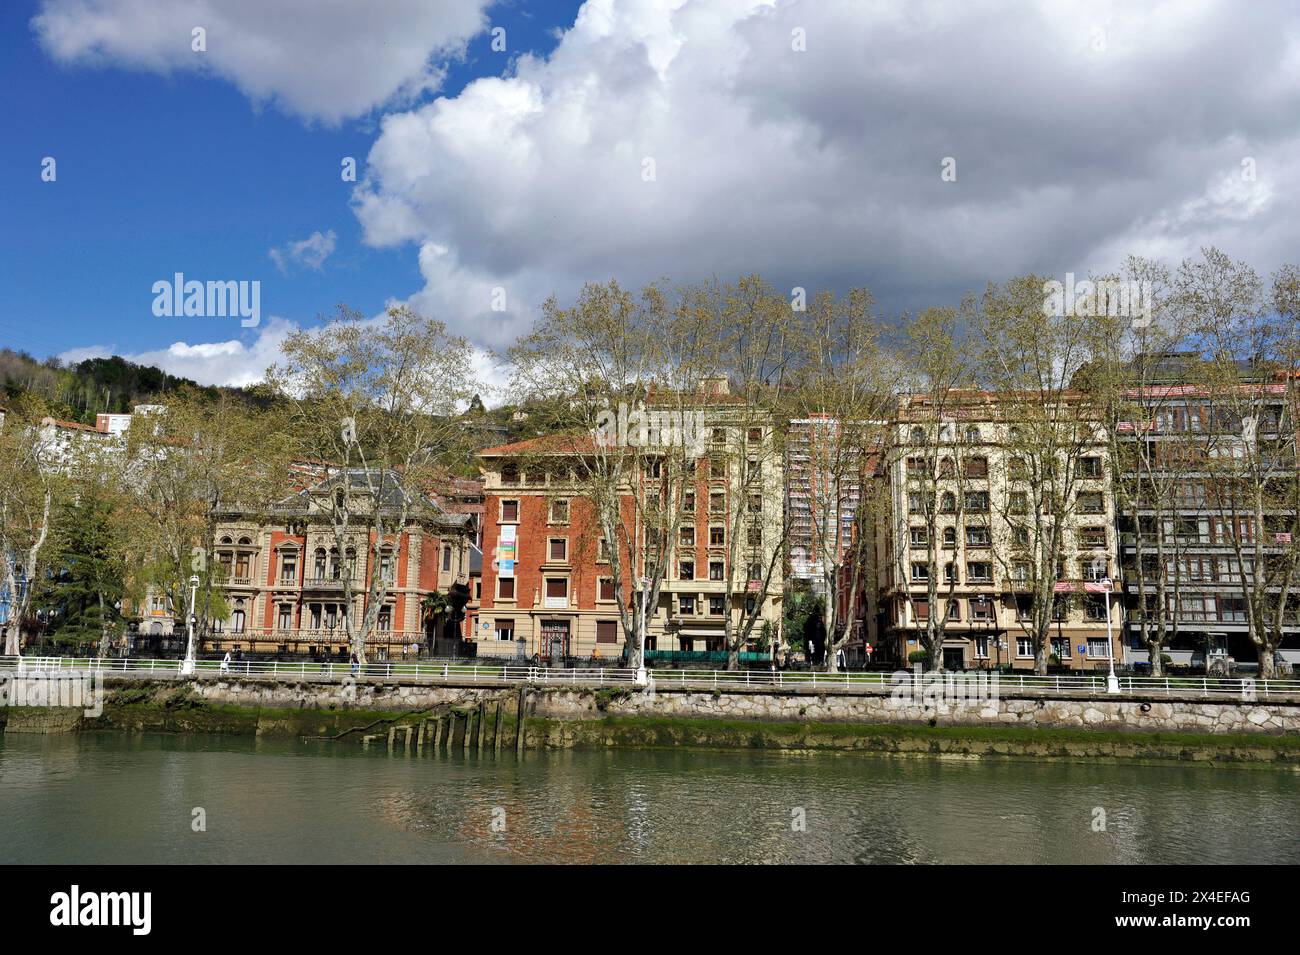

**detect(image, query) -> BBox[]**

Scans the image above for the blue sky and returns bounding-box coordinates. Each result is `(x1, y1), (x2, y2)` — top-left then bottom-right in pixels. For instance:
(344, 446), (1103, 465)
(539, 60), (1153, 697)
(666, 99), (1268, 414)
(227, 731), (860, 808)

(0, 0), (579, 378)
(3, 1), (1298, 388)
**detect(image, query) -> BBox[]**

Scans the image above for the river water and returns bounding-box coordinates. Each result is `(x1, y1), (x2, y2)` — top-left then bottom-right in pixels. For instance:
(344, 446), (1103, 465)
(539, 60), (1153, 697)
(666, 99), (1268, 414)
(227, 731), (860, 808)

(1, 733), (1296, 864)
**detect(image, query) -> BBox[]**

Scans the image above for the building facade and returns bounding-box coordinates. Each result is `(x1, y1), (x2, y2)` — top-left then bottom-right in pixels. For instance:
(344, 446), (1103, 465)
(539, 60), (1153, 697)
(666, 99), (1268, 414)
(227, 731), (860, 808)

(199, 469), (476, 658)
(474, 382), (785, 661)
(876, 392), (1124, 671)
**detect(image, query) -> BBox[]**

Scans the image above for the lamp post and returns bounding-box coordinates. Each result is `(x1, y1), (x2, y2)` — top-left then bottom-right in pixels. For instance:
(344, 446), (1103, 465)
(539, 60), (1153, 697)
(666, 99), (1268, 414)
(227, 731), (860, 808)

(634, 576), (650, 686)
(179, 575), (200, 676)
(1101, 576), (1120, 694)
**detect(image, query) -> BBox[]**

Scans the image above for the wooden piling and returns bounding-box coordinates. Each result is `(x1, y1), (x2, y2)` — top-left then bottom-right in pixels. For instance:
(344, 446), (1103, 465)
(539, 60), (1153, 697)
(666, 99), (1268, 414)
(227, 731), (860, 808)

(462, 710), (472, 755)
(493, 699), (503, 756)
(515, 687), (527, 755)
(387, 726), (396, 753)
(477, 701), (487, 755)
(433, 715), (445, 752)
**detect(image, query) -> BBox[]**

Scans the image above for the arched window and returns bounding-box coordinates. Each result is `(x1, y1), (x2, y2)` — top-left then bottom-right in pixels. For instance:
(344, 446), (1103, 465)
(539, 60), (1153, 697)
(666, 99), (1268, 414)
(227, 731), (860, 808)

(313, 548), (327, 580)
(940, 492), (956, 513)
(942, 527), (957, 546)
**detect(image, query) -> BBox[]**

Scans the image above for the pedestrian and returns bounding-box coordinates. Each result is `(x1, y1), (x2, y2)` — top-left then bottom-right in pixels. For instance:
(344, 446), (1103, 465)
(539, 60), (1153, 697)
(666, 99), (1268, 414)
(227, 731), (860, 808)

(220, 650), (231, 673)
(349, 652), (359, 676)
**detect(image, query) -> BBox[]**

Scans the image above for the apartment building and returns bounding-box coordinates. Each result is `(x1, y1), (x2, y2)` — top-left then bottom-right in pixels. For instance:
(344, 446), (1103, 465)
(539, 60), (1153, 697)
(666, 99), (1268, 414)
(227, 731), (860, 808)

(1115, 353), (1300, 668)
(876, 391), (1123, 670)
(475, 380), (784, 661)
(199, 468), (476, 658)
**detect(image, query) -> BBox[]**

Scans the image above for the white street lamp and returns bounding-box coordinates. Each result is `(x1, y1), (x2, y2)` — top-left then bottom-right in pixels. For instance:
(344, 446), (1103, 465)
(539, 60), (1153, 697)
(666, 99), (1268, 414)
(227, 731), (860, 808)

(179, 575), (200, 676)
(1101, 577), (1120, 694)
(634, 576), (650, 686)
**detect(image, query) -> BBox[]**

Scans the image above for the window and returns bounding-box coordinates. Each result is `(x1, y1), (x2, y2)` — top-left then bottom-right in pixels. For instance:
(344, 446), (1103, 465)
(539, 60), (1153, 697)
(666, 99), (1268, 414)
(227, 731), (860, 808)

(679, 560), (694, 580)
(965, 525), (990, 547)
(946, 600), (961, 621)
(550, 499), (570, 523)
(965, 426), (981, 443)
(1081, 559), (1108, 582)
(709, 560), (725, 581)
(909, 527), (928, 547)
(280, 553), (297, 583)
(679, 526), (695, 547)
(598, 577), (616, 601)
(597, 537), (611, 562)
(747, 427), (763, 442)
(644, 459), (662, 479)
(940, 492), (957, 513)
(377, 607), (391, 631)
(544, 577), (568, 607)
(679, 595), (696, 615)
(912, 598), (929, 621)
(747, 525), (763, 548)
(911, 563), (930, 582)
(709, 526), (725, 546)
(548, 538), (567, 562)
(495, 619), (515, 642)
(967, 562), (992, 583)
(942, 527), (957, 548)
(682, 492), (695, 513)
(1011, 561), (1031, 582)
(708, 595), (725, 615)
(711, 427), (727, 445)
(1009, 491), (1029, 515)
(1079, 526), (1106, 548)
(709, 492), (725, 513)
(1017, 636), (1034, 658)
(1085, 596), (1107, 621)
(501, 499), (519, 522)
(596, 620), (618, 644)
(1015, 595), (1033, 620)
(964, 491), (989, 513)
(313, 548), (327, 580)
(908, 492), (929, 514)
(1077, 491), (1104, 514)
(748, 494), (762, 513)
(970, 598), (993, 622)
(1088, 637), (1110, 658)
(910, 426), (926, 445)
(1008, 457), (1028, 480)
(497, 577), (516, 600)
(966, 456), (989, 478)
(1051, 637), (1071, 659)
(442, 545), (452, 572)
(277, 605), (293, 630)
(1076, 457), (1102, 478)
(974, 636), (989, 659)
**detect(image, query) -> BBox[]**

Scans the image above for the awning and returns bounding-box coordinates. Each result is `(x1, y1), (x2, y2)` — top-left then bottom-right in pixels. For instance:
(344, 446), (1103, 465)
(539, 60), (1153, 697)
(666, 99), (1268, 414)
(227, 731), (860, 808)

(1053, 581), (1110, 594)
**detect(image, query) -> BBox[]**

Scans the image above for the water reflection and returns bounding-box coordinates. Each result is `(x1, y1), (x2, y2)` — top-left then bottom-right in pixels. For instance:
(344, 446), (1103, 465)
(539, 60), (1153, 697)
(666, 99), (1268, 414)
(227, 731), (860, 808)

(1, 734), (1297, 864)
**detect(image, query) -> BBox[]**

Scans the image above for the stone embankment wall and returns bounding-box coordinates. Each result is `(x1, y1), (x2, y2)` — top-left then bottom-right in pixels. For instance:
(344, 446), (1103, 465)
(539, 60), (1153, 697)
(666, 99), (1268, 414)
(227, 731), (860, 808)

(128, 674), (1300, 736)
(5, 675), (1299, 759)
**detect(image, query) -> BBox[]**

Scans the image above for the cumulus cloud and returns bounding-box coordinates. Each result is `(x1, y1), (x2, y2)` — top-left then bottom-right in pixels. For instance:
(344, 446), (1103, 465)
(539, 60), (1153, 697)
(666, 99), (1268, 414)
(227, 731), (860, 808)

(269, 229), (337, 275)
(31, 0), (492, 123)
(351, 0), (1300, 345)
(60, 317), (297, 388)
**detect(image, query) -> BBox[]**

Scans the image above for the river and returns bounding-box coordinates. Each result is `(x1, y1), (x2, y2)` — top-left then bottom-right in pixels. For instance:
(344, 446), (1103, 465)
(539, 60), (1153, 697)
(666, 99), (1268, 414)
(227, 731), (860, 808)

(1, 733), (1296, 864)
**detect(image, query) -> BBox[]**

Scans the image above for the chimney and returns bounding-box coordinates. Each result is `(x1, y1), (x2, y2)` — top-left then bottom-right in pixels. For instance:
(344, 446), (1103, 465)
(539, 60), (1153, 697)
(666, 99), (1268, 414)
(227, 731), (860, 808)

(700, 375), (730, 396)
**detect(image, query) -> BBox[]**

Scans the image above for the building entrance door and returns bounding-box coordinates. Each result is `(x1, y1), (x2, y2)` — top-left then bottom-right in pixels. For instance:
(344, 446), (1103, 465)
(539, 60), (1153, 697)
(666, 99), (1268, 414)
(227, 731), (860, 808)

(942, 647), (965, 670)
(542, 619), (570, 663)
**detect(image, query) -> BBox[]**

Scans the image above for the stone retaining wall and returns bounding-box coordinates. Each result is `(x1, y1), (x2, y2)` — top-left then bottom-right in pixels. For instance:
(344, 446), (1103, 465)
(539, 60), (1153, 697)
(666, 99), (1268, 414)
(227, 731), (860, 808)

(123, 675), (1300, 736)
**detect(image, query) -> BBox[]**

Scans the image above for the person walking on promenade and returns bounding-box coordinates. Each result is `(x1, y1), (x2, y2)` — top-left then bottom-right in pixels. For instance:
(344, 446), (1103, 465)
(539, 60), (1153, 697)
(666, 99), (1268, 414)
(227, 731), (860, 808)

(220, 651), (231, 673)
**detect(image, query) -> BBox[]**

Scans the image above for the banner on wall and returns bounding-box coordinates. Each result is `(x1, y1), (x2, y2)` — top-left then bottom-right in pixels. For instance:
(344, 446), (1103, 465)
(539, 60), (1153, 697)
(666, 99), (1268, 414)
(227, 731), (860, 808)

(498, 525), (517, 578)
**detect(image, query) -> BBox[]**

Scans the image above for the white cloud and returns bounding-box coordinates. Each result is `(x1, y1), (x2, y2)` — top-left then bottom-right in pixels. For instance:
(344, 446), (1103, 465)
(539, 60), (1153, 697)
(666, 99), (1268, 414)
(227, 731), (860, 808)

(269, 229), (338, 275)
(60, 317), (297, 388)
(31, 0), (492, 123)
(350, 0), (1300, 343)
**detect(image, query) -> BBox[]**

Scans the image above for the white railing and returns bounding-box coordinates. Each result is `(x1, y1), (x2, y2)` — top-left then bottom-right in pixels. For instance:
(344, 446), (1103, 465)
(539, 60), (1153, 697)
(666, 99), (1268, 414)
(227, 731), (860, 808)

(1, 657), (1298, 699)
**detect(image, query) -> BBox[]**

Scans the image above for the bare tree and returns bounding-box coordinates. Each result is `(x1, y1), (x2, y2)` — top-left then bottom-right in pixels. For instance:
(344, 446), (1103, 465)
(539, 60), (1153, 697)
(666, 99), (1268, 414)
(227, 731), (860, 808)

(267, 304), (477, 664)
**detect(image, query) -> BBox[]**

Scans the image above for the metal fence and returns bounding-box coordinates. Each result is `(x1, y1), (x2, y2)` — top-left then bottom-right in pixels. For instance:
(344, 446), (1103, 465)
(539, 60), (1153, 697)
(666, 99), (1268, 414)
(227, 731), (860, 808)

(2, 656), (1299, 700)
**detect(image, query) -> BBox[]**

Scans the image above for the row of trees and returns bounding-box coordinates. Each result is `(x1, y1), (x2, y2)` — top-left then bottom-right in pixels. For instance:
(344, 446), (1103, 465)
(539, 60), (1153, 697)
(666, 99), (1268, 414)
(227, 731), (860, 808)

(3, 249), (1296, 676)
(502, 248), (1300, 676)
